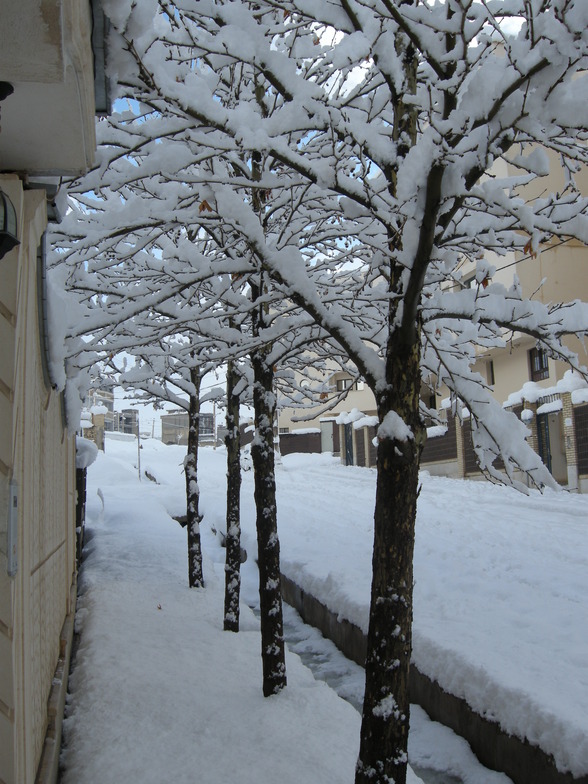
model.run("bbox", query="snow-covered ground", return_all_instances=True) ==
[64,442,364,783]
[251,452,588,777]
[62,435,588,782]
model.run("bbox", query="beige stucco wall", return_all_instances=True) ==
[0,176,76,784]
[471,235,588,407]
[517,242,588,308]
[278,370,377,435]
[0,0,96,176]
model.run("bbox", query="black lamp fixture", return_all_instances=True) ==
[0,189,20,260]
[0,81,14,102]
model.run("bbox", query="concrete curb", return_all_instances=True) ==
[281,573,587,784]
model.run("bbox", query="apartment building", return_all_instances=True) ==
[278,157,588,490]
[161,410,215,446]
[86,388,116,431]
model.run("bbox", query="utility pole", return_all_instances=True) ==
[137,423,141,481]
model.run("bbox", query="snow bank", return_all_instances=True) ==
[74,439,588,779]
[263,457,588,777]
[76,437,98,469]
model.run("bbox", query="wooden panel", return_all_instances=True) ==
[279,431,321,456]
[355,429,366,467]
[333,423,340,454]
[368,426,378,466]
[574,404,588,475]
[421,416,457,464]
[463,418,504,474]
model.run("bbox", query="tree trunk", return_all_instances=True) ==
[186,368,204,588]
[224,358,242,632]
[248,145,286,694]
[250,346,287,696]
[354,19,423,778]
[355,336,424,784]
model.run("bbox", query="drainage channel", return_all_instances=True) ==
[241,560,510,783]
[281,602,495,784]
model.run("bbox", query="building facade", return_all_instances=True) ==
[278,158,588,491]
[161,410,215,446]
[86,388,115,431]
[116,408,139,436]
[0,2,105,782]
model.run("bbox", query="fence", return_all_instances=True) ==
[338,393,588,492]
[279,429,322,456]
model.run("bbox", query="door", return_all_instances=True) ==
[344,423,354,466]
[536,413,552,473]
[547,413,567,484]
[320,421,334,454]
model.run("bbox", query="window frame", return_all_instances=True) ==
[529,347,549,382]
[336,377,353,392]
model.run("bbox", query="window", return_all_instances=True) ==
[487,360,495,386]
[199,413,214,435]
[529,347,549,381]
[279,427,290,434]
[336,378,353,392]
[336,377,365,392]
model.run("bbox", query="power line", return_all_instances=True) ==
[493,237,572,275]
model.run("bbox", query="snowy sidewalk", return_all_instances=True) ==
[61,441,424,784]
[62,437,588,782]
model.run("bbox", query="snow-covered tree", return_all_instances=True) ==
[59,1,588,779]
[121,348,223,588]
[85,315,224,588]
[51,121,334,693]
[223,354,243,632]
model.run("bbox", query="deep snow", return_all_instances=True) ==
[61,434,588,782]
[254,453,588,776]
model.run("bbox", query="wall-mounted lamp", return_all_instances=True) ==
[0,81,14,102]
[0,188,20,260]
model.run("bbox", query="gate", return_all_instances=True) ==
[536,413,552,473]
[574,404,588,475]
[320,420,334,454]
[344,423,354,465]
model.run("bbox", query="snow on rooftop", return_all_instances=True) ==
[504,370,588,409]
